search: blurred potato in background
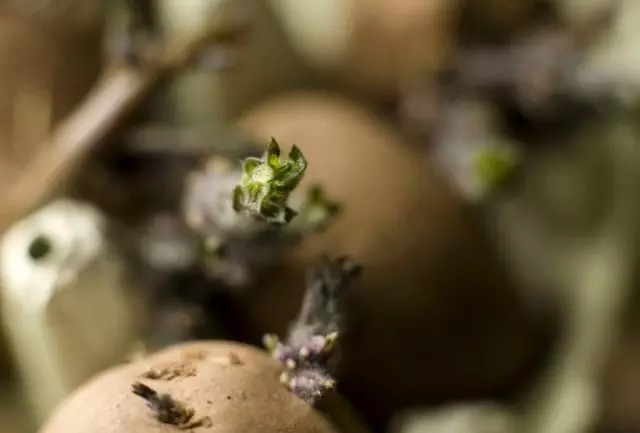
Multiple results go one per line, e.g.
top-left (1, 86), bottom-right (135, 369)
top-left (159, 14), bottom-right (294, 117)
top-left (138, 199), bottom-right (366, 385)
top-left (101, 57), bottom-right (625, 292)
top-left (156, 0), bottom-right (314, 125)
top-left (267, 0), bottom-right (459, 100)
top-left (0, 2), bottom-right (104, 222)
top-left (234, 92), bottom-right (546, 428)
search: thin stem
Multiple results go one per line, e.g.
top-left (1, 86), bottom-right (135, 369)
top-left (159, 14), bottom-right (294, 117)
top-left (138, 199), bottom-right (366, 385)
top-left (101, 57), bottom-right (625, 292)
top-left (264, 256), bottom-right (362, 405)
top-left (0, 2), bottom-right (240, 232)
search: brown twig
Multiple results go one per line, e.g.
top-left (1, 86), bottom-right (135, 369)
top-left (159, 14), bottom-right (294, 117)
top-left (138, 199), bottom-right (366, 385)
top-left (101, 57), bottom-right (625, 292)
top-left (0, 1), bottom-right (244, 232)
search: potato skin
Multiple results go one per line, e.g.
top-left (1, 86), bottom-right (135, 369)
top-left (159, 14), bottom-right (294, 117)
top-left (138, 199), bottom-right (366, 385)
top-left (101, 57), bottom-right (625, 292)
top-left (0, 8), bottom-right (102, 182)
top-left (234, 92), bottom-right (544, 426)
top-left (269, 0), bottom-right (458, 100)
top-left (41, 340), bottom-right (369, 433)
top-left (270, 0), bottom-right (537, 100)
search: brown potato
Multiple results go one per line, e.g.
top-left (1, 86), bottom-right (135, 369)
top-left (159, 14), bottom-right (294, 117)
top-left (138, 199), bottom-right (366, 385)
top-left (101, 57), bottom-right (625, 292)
top-left (269, 0), bottom-right (458, 100)
top-left (40, 340), bottom-right (371, 433)
top-left (234, 92), bottom-right (545, 426)
top-left (0, 6), bottom-right (103, 217)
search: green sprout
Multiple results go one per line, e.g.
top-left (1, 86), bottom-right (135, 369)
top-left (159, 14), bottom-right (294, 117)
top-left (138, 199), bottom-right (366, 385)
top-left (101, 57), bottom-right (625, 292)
top-left (293, 185), bottom-right (342, 233)
top-left (473, 144), bottom-right (519, 193)
top-left (232, 138), bottom-right (307, 225)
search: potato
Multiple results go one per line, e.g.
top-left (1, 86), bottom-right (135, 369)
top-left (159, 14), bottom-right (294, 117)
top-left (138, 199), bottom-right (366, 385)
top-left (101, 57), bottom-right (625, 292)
top-left (233, 92), bottom-right (545, 426)
top-left (0, 5), bottom-right (104, 224)
top-left (268, 0), bottom-right (458, 100)
top-left (156, 0), bottom-right (313, 124)
top-left (40, 341), bottom-right (371, 433)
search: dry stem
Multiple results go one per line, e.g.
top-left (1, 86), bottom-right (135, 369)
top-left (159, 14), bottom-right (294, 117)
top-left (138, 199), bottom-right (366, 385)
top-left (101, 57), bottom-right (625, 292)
top-left (0, 3), bottom-right (241, 232)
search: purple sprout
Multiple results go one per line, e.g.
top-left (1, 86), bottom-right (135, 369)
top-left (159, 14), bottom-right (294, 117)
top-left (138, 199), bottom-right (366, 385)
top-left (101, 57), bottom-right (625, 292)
top-left (263, 256), bottom-right (362, 405)
top-left (281, 368), bottom-right (336, 404)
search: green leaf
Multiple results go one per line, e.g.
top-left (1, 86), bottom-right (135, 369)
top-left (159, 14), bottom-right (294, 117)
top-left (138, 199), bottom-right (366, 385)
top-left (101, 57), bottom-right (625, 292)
top-left (284, 207), bottom-right (298, 224)
top-left (242, 157), bottom-right (262, 176)
top-left (288, 145), bottom-right (307, 169)
top-left (277, 147), bottom-right (307, 191)
top-left (266, 138), bottom-right (281, 168)
top-left (232, 138), bottom-right (309, 225)
top-left (474, 146), bottom-right (518, 189)
top-left (296, 184), bottom-right (342, 232)
top-left (232, 186), bottom-right (244, 212)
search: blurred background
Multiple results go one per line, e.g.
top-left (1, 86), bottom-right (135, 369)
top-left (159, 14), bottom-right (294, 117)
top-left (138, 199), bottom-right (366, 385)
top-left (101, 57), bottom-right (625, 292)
top-left (1, 0), bottom-right (640, 432)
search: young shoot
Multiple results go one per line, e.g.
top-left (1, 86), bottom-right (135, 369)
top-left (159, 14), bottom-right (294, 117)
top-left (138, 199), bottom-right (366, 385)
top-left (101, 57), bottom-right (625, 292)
top-left (232, 138), bottom-right (307, 225)
top-left (263, 256), bottom-right (362, 404)
top-left (292, 185), bottom-right (342, 233)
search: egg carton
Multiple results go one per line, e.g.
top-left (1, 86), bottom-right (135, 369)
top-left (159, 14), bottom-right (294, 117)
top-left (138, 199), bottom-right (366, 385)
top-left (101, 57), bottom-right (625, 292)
top-left (0, 199), bottom-right (143, 424)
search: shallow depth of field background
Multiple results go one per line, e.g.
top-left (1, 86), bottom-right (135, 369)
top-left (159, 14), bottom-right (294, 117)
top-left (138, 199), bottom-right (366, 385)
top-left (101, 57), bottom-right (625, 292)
top-left (1, 1), bottom-right (640, 432)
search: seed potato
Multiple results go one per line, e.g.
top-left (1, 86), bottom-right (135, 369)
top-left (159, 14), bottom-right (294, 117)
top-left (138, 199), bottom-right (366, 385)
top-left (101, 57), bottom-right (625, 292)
top-left (234, 92), bottom-right (545, 425)
top-left (40, 340), bottom-right (370, 433)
